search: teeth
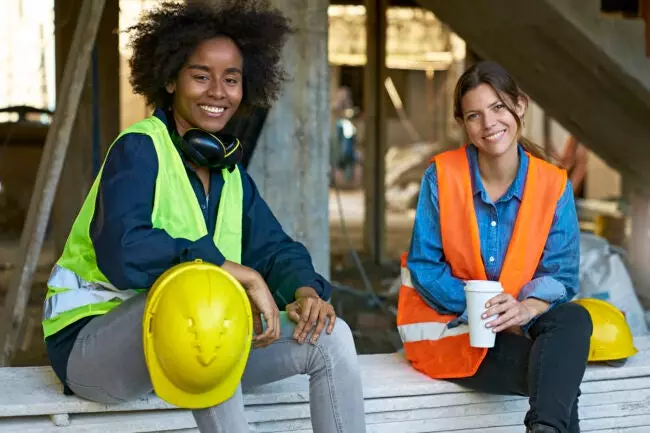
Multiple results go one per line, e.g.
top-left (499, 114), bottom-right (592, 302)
top-left (200, 105), bottom-right (225, 113)
top-left (485, 130), bottom-right (505, 141)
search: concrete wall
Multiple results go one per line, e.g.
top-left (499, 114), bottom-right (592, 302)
top-left (417, 0), bottom-right (650, 191)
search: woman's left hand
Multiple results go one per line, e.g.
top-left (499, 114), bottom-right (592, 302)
top-left (483, 294), bottom-right (549, 333)
top-left (286, 287), bottom-right (336, 344)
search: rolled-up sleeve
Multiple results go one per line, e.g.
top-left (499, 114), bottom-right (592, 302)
top-left (91, 133), bottom-right (225, 290)
top-left (407, 165), bottom-right (467, 315)
top-left (239, 168), bottom-right (331, 309)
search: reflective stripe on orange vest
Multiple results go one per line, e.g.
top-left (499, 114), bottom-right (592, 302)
top-left (397, 145), bottom-right (567, 379)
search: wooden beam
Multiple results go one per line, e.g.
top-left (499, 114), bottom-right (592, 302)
top-left (96, 0), bottom-right (120, 157)
top-left (642, 0), bottom-right (650, 57)
top-left (52, 0), bottom-right (119, 257)
top-left (543, 112), bottom-right (552, 155)
top-left (0, 0), bottom-right (106, 366)
top-left (629, 185), bottom-right (650, 306)
top-left (425, 69), bottom-right (436, 142)
top-left (363, 0), bottom-right (388, 264)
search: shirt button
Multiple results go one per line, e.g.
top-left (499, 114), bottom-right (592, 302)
top-left (489, 256), bottom-right (495, 263)
top-left (491, 221), bottom-right (497, 227)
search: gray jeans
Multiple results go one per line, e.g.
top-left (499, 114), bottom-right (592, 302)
top-left (66, 294), bottom-right (367, 433)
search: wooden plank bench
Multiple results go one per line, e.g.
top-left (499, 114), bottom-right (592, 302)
top-left (1, 336), bottom-right (649, 433)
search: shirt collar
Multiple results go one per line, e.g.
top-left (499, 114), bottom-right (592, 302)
top-left (152, 107), bottom-right (191, 165)
top-left (466, 143), bottom-right (529, 203)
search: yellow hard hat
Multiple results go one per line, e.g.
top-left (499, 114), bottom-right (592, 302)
top-left (143, 260), bottom-right (253, 409)
top-left (573, 298), bottom-right (638, 362)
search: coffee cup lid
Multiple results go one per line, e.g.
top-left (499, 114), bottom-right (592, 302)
top-left (464, 280), bottom-right (504, 293)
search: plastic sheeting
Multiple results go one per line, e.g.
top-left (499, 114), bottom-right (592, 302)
top-left (578, 233), bottom-right (648, 336)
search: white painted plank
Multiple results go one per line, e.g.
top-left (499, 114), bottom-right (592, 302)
top-left (3, 349), bottom-right (649, 418)
top-left (272, 419), bottom-right (650, 433)
top-left (0, 335), bottom-right (648, 427)
top-left (581, 376), bottom-right (650, 394)
top-left (0, 410), bottom-right (196, 433)
top-left (1, 404), bottom-right (648, 433)
top-left (2, 382), bottom-right (644, 430)
top-left (2, 370), bottom-right (647, 422)
top-left (247, 391), bottom-right (650, 431)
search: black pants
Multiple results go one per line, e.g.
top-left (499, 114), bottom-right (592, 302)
top-left (451, 302), bottom-right (593, 433)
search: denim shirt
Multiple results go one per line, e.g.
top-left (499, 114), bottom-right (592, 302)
top-left (407, 144), bottom-right (580, 330)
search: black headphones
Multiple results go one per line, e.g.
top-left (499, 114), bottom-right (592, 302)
top-left (178, 128), bottom-right (243, 169)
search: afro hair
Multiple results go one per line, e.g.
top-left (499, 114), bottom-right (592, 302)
top-left (127, 0), bottom-right (292, 110)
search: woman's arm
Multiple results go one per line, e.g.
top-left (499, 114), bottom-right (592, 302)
top-left (239, 168), bottom-right (331, 310)
top-left (91, 133), bottom-right (225, 290)
top-left (407, 165), bottom-right (467, 315)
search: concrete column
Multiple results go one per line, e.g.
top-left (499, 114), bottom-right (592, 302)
top-left (629, 187), bottom-right (650, 306)
top-left (363, 0), bottom-right (388, 264)
top-left (247, 0), bottom-right (330, 279)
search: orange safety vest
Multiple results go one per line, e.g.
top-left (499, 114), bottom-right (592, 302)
top-left (397, 145), bottom-right (567, 379)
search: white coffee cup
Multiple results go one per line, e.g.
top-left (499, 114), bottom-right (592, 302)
top-left (464, 280), bottom-right (504, 348)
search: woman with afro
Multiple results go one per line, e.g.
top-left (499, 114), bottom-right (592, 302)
top-left (42, 2), bottom-right (366, 432)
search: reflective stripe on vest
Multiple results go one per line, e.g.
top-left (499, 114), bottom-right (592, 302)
top-left (42, 116), bottom-right (244, 339)
top-left (396, 145), bottom-right (567, 379)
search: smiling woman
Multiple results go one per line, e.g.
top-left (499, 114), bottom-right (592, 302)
top-left (165, 37), bottom-right (244, 135)
top-left (41, 1), bottom-right (367, 433)
top-left (399, 61), bottom-right (590, 433)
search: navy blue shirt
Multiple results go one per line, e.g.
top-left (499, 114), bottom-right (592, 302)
top-left (46, 109), bottom-right (330, 389)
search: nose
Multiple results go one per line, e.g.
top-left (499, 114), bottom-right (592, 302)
top-left (207, 79), bottom-right (225, 99)
top-left (482, 111), bottom-right (497, 130)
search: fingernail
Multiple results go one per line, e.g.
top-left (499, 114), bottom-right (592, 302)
top-left (485, 302), bottom-right (490, 307)
top-left (481, 313), bottom-right (487, 319)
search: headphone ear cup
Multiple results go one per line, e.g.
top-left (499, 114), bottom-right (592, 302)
top-left (224, 140), bottom-right (243, 166)
top-left (220, 135), bottom-right (243, 166)
top-left (178, 135), bottom-right (211, 166)
top-left (181, 129), bottom-right (226, 167)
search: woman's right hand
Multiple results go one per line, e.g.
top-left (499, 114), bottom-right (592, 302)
top-left (221, 261), bottom-right (280, 348)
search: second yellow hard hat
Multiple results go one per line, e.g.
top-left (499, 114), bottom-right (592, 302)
top-left (573, 298), bottom-right (637, 363)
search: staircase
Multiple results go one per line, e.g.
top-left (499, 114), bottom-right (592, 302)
top-left (417, 0), bottom-right (650, 189)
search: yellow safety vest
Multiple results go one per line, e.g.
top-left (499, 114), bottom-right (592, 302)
top-left (42, 116), bottom-right (243, 339)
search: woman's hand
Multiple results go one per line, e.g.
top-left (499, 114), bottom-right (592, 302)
top-left (483, 293), bottom-right (550, 333)
top-left (286, 287), bottom-right (336, 344)
top-left (221, 261), bottom-right (280, 348)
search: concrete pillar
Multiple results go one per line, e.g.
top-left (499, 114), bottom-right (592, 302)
top-left (53, 0), bottom-right (119, 256)
top-left (363, 0), bottom-right (388, 264)
top-left (247, 0), bottom-right (330, 279)
top-left (629, 186), bottom-right (650, 306)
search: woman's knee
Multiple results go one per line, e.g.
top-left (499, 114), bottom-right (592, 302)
top-left (543, 302), bottom-right (593, 337)
top-left (313, 318), bottom-right (359, 363)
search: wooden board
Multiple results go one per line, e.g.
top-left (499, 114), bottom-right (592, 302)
top-left (0, 336), bottom-right (648, 432)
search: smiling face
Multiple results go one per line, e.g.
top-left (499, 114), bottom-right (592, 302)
top-left (458, 83), bottom-right (526, 159)
top-left (166, 36), bottom-right (244, 135)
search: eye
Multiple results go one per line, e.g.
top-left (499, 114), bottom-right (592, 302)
top-left (193, 75), bottom-right (209, 81)
top-left (225, 77), bottom-right (239, 85)
top-left (466, 113), bottom-right (479, 121)
top-left (494, 103), bottom-right (506, 110)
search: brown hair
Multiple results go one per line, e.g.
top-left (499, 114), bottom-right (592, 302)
top-left (453, 60), bottom-right (551, 161)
